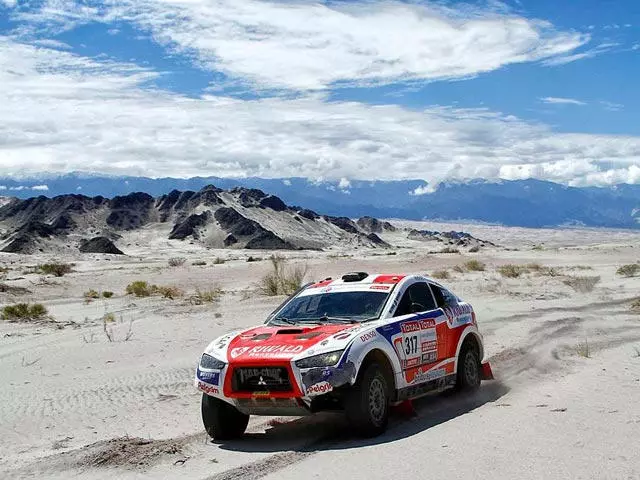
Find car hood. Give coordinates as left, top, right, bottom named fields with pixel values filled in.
left=221, top=323, right=357, bottom=364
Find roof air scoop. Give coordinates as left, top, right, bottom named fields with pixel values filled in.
left=342, top=272, right=368, bottom=282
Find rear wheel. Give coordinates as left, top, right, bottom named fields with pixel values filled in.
left=201, top=393, right=249, bottom=440
left=455, top=342, right=481, bottom=392
left=344, top=363, right=390, bottom=437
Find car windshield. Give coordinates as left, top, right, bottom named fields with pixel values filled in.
left=271, top=290, right=389, bottom=324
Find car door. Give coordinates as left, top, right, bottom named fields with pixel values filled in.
left=429, top=282, right=470, bottom=360
left=391, top=282, right=439, bottom=374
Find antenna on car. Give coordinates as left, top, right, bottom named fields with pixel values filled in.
left=342, top=272, right=368, bottom=282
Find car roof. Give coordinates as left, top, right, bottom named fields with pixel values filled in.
left=303, top=273, right=445, bottom=293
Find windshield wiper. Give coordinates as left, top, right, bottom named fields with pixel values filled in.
left=271, top=316, right=296, bottom=325
left=317, top=315, right=359, bottom=324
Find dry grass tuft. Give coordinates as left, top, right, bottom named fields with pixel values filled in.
left=464, top=260, right=486, bottom=272
left=2, top=303, right=48, bottom=321
left=575, top=338, right=591, bottom=358
left=498, top=264, right=525, bottom=278
left=439, top=247, right=460, bottom=254
left=562, top=275, right=601, bottom=293
left=126, top=281, right=153, bottom=297
left=38, top=262, right=74, bottom=277
left=630, top=298, right=640, bottom=313
left=192, top=260, right=207, bottom=266
left=431, top=270, right=450, bottom=280
left=213, top=257, right=226, bottom=265
left=190, top=286, right=223, bottom=305
left=258, top=254, right=308, bottom=296
left=617, top=263, right=640, bottom=278
left=167, top=257, right=186, bottom=267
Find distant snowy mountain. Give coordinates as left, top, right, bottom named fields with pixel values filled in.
left=0, top=174, right=638, bottom=229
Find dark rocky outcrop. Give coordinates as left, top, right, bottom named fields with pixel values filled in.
left=357, top=216, right=396, bottom=233
left=169, top=211, right=210, bottom=240
left=79, top=237, right=124, bottom=255
left=214, top=207, right=260, bottom=237
left=223, top=234, right=238, bottom=246
left=245, top=231, right=295, bottom=250
left=325, top=216, right=360, bottom=234
left=297, top=209, right=318, bottom=220
left=259, top=195, right=287, bottom=211
left=366, top=232, right=390, bottom=247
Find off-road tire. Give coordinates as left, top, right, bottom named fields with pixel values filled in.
left=455, top=342, right=481, bottom=392
left=201, top=393, right=250, bottom=440
left=344, top=363, right=390, bottom=437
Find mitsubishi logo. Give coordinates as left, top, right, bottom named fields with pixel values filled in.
left=257, top=376, right=267, bottom=386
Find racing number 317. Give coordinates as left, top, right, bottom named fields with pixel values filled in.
left=404, top=335, right=418, bottom=355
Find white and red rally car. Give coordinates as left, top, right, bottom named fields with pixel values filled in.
left=195, top=272, right=494, bottom=439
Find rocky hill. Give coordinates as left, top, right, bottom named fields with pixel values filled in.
left=0, top=186, right=393, bottom=254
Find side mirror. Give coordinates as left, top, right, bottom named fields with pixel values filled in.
left=410, top=302, right=425, bottom=313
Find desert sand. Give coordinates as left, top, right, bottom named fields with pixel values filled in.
left=1, top=221, right=639, bottom=480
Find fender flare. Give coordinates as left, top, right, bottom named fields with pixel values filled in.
left=453, top=326, right=484, bottom=373
left=346, top=337, right=402, bottom=391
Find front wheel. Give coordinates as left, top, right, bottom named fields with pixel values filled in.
left=344, top=363, right=390, bottom=437
left=455, top=342, right=481, bottom=392
left=201, top=393, right=249, bottom=440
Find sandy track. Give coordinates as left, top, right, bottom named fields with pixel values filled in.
left=1, top=223, right=639, bottom=479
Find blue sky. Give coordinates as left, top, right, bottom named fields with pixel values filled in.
left=0, top=0, right=639, bottom=188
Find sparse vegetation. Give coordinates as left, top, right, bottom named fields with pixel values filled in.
left=452, top=265, right=465, bottom=273
left=575, top=338, right=591, bottom=358
left=213, top=257, right=226, bottom=265
left=102, top=291, right=114, bottom=298
left=532, top=244, right=544, bottom=251
left=431, top=270, right=450, bottom=280
left=617, top=263, right=640, bottom=278
left=258, top=254, right=308, bottom=296
left=84, top=289, right=100, bottom=301
left=38, top=262, right=74, bottom=277
left=498, top=264, right=525, bottom=278
left=155, top=285, right=183, bottom=299
left=562, top=275, right=601, bottom=293
left=630, top=298, right=640, bottom=313
left=2, top=303, right=48, bottom=321
left=468, top=245, right=480, bottom=253
left=167, top=257, right=186, bottom=267
left=190, top=286, right=223, bottom=305
left=464, top=260, right=486, bottom=272
left=439, top=247, right=460, bottom=254
left=102, top=313, right=133, bottom=342
left=192, top=260, right=207, bottom=266
left=126, top=281, right=153, bottom=297
left=246, top=256, right=261, bottom=262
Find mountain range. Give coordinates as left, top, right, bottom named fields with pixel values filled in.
left=1, top=174, right=638, bottom=229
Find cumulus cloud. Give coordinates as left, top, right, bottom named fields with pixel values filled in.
left=540, top=96, right=586, bottom=105
left=0, top=36, right=638, bottom=188
left=12, top=0, right=590, bottom=91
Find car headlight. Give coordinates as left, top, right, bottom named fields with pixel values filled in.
left=200, top=353, right=226, bottom=370
left=295, top=350, right=344, bottom=369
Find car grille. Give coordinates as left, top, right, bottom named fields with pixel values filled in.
left=232, top=366, right=292, bottom=393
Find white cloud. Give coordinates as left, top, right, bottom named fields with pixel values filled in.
left=542, top=43, right=617, bottom=66
left=0, top=185, right=6, bottom=190
left=338, top=178, right=351, bottom=190
left=13, top=0, right=590, bottom=91
left=410, top=185, right=432, bottom=196
left=282, top=179, right=291, bottom=186
left=0, top=36, right=639, bottom=189
left=600, top=101, right=623, bottom=111
left=1, top=0, right=17, bottom=7
left=31, top=184, right=49, bottom=190
left=540, top=96, right=586, bottom=106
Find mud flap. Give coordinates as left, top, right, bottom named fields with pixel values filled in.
left=480, top=361, right=494, bottom=380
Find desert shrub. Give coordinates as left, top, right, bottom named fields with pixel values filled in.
left=617, top=264, right=640, bottom=278
left=630, top=298, right=640, bottom=313
left=465, top=260, right=486, bottom=272
left=575, top=338, right=591, bottom=358
left=102, top=291, right=114, bottom=298
left=246, top=256, right=261, bottom=262
left=498, top=264, right=525, bottom=278
left=155, top=285, right=183, bottom=299
left=192, top=260, right=207, bottom=266
left=2, top=303, right=48, bottom=321
left=431, top=270, right=450, bottom=280
left=190, top=286, right=223, bottom=305
left=126, top=281, right=153, bottom=297
left=439, top=247, right=460, bottom=254
left=468, top=245, right=480, bottom=253
left=167, top=257, right=186, bottom=267
left=452, top=265, right=465, bottom=273
left=532, top=244, right=544, bottom=251
left=103, top=312, right=116, bottom=323
left=258, top=254, right=308, bottom=296
left=562, top=275, right=601, bottom=293
left=38, top=262, right=73, bottom=277
left=84, top=289, right=100, bottom=300
left=213, top=257, right=226, bottom=265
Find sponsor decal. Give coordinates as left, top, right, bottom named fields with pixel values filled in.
left=421, top=351, right=437, bottom=363
left=231, top=345, right=304, bottom=358
left=415, top=368, right=446, bottom=382
left=400, top=319, right=436, bottom=333
left=230, top=347, right=250, bottom=358
left=320, top=340, right=329, bottom=346
left=237, top=367, right=284, bottom=383
left=360, top=331, right=377, bottom=342
left=198, top=381, right=219, bottom=395
left=306, top=381, right=333, bottom=395
left=443, top=304, right=474, bottom=323
left=251, top=391, right=270, bottom=397
left=197, top=370, right=220, bottom=385
left=333, top=332, right=352, bottom=340
left=370, top=284, right=390, bottom=290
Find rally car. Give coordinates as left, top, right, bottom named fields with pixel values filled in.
left=195, top=271, right=493, bottom=439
